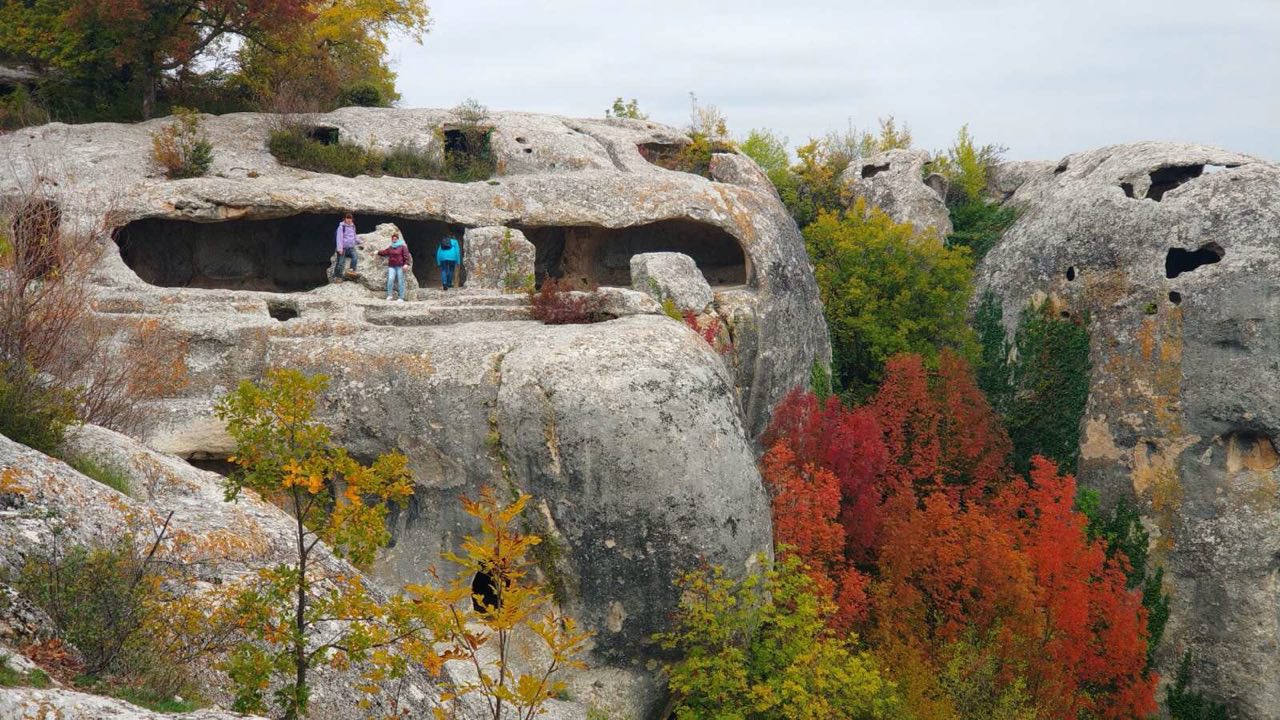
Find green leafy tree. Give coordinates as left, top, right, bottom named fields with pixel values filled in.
left=945, top=200, right=1018, bottom=263
left=740, top=129, right=789, bottom=176
left=605, top=97, right=647, bottom=120
left=805, top=201, right=976, bottom=399
left=409, top=487, right=589, bottom=720
left=215, top=369, right=440, bottom=719
left=657, top=553, right=900, bottom=719
left=933, top=125, right=1004, bottom=204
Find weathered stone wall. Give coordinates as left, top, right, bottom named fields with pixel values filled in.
left=977, top=142, right=1280, bottom=718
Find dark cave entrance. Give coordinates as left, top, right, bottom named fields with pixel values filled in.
left=861, top=163, right=890, bottom=179
left=1165, top=242, right=1223, bottom=279
left=514, top=219, right=750, bottom=290
left=1147, top=165, right=1203, bottom=201
left=114, top=213, right=467, bottom=291
left=471, top=569, right=501, bottom=613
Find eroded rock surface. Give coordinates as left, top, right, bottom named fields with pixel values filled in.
left=463, top=226, right=535, bottom=290
left=0, top=688, right=266, bottom=720
left=631, top=252, right=714, bottom=313
left=977, top=141, right=1280, bottom=718
left=842, top=148, right=952, bottom=239
left=0, top=107, right=821, bottom=717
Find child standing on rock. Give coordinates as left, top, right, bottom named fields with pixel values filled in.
left=378, top=230, right=412, bottom=302
left=332, top=212, right=361, bottom=282
left=436, top=235, right=460, bottom=290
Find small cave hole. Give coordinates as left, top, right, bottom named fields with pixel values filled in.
left=1059, top=310, right=1071, bottom=318
left=515, top=136, right=528, bottom=144
left=1168, top=291, right=1182, bottom=305
left=861, top=163, right=890, bottom=179
left=267, top=300, right=299, bottom=322
left=1120, top=182, right=1135, bottom=199
left=471, top=569, right=501, bottom=612
left=1054, top=160, right=1069, bottom=174
left=1147, top=164, right=1205, bottom=201
left=1165, top=242, right=1223, bottom=279
left=523, top=147, right=533, bottom=154
left=1224, top=430, right=1280, bottom=473
left=186, top=457, right=236, bottom=476
left=1065, top=266, right=1076, bottom=281
left=306, top=126, right=340, bottom=146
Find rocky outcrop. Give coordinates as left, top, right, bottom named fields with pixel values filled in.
left=631, top=252, right=714, bottom=313
left=0, top=107, right=824, bottom=717
left=841, top=148, right=952, bottom=239
left=976, top=141, right=1280, bottom=718
left=331, top=222, right=422, bottom=294
left=462, top=226, right=534, bottom=290
left=0, top=688, right=266, bottom=720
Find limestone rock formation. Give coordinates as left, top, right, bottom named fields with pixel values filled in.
left=0, top=688, right=267, bottom=720
left=631, top=252, right=714, bottom=313
left=330, top=222, right=422, bottom=294
left=0, top=107, right=827, bottom=717
left=841, top=148, right=952, bottom=239
left=976, top=141, right=1280, bottom=719
left=462, top=226, right=535, bottom=290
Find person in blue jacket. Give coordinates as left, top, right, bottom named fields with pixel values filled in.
left=436, top=235, right=461, bottom=290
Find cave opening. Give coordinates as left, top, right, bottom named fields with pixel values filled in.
left=114, top=213, right=467, bottom=291
left=1120, top=182, right=1135, bottom=199
left=1066, top=266, right=1076, bottom=281
left=267, top=299, right=299, bottom=321
left=307, top=126, right=340, bottom=146
left=1165, top=242, right=1223, bottom=279
left=1147, top=165, right=1204, bottom=201
left=514, top=219, right=750, bottom=290
left=1168, top=291, right=1182, bottom=305
left=861, top=163, right=890, bottom=179
left=471, top=569, right=501, bottom=612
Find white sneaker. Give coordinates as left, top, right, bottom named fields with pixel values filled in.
left=397, top=298, right=405, bottom=302
left=386, top=295, right=394, bottom=301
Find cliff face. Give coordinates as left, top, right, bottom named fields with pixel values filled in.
left=977, top=142, right=1280, bottom=718
left=0, top=108, right=832, bottom=717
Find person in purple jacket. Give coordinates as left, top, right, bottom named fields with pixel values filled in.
left=331, top=212, right=361, bottom=282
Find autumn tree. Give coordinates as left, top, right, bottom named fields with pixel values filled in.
left=408, top=487, right=589, bottom=720
left=804, top=203, right=976, bottom=399
left=657, top=554, right=899, bottom=720
left=605, top=97, right=647, bottom=120
left=215, top=369, right=442, bottom=719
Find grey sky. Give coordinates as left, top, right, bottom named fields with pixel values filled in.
left=389, top=0, right=1280, bottom=161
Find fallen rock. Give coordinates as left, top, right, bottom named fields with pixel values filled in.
left=330, top=222, right=422, bottom=295
left=630, top=252, right=713, bottom=313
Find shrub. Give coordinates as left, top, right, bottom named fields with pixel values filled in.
left=933, top=125, right=1005, bottom=204
left=0, top=655, right=51, bottom=688
left=267, top=125, right=381, bottom=177
left=530, top=279, right=603, bottom=324
left=0, top=361, right=79, bottom=454
left=150, top=107, right=213, bottom=179
left=0, top=86, right=49, bottom=132
left=804, top=200, right=976, bottom=400
left=11, top=528, right=202, bottom=702
left=381, top=139, right=442, bottom=179
left=0, top=174, right=183, bottom=436
left=656, top=554, right=899, bottom=719
left=65, top=455, right=131, bottom=496
left=605, top=97, right=647, bottom=120
left=945, top=199, right=1018, bottom=263
left=338, top=81, right=387, bottom=108
left=1167, top=652, right=1230, bottom=720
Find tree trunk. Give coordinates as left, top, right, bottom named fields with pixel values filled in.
left=141, top=60, right=158, bottom=119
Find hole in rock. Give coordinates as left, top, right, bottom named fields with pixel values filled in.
left=471, top=569, right=501, bottom=612
left=1165, top=242, right=1223, bottom=279
left=1065, top=266, right=1076, bottom=281
left=861, top=163, right=890, bottom=179
left=637, top=142, right=685, bottom=168
left=515, top=136, right=528, bottom=144
left=523, top=148, right=533, bottom=154
left=1224, top=431, right=1280, bottom=473
left=186, top=457, right=235, bottom=476
left=1168, top=291, right=1182, bottom=305
left=114, top=213, right=468, bottom=291
left=1120, top=182, right=1135, bottom=199
left=1060, top=310, right=1071, bottom=318
left=267, top=300, right=299, bottom=321
left=1147, top=165, right=1204, bottom=201
left=514, top=219, right=750, bottom=290
left=306, top=126, right=340, bottom=146
left=1054, top=160, right=1068, bottom=174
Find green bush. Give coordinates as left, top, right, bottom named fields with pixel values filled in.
left=66, top=456, right=132, bottom=496
left=381, top=140, right=441, bottom=179
left=946, top=199, right=1018, bottom=263
left=0, top=655, right=50, bottom=688
left=338, top=82, right=387, bottom=108
left=0, top=361, right=80, bottom=454
left=0, top=86, right=49, bottom=132
left=267, top=126, right=381, bottom=177
left=805, top=200, right=976, bottom=400
left=656, top=554, right=899, bottom=719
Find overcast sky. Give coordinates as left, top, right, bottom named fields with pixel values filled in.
left=389, top=0, right=1280, bottom=161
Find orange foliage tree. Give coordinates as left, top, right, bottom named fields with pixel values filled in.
left=760, top=351, right=1156, bottom=718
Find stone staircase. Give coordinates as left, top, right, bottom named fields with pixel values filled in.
left=363, top=291, right=533, bottom=326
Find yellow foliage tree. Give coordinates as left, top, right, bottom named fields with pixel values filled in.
left=408, top=487, right=590, bottom=720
